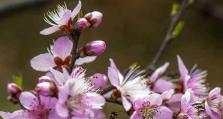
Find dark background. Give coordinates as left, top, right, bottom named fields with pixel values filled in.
left=0, top=0, right=222, bottom=118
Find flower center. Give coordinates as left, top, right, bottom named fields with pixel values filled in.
left=140, top=103, right=158, bottom=119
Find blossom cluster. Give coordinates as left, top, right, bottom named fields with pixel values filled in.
left=0, top=1, right=223, bottom=119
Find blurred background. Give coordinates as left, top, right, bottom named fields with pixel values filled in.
left=0, top=0, right=223, bottom=118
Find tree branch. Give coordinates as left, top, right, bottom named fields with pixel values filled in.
left=147, top=0, right=189, bottom=71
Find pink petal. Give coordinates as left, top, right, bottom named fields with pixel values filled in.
left=56, top=102, right=69, bottom=118
left=205, top=101, right=221, bottom=119
left=0, top=110, right=28, bottom=119
left=167, top=93, right=182, bottom=112
left=154, top=106, right=173, bottom=119
left=161, top=89, right=174, bottom=100
left=209, top=87, right=221, bottom=98
left=153, top=79, right=175, bottom=93
left=75, top=56, right=97, bottom=65
left=150, top=62, right=169, bottom=82
left=133, top=99, right=145, bottom=110
left=30, top=53, right=55, bottom=71
left=177, top=55, right=189, bottom=81
left=122, top=96, right=132, bottom=111
left=130, top=111, right=143, bottom=119
left=181, top=89, right=192, bottom=111
left=71, top=67, right=85, bottom=78
left=58, top=10, right=72, bottom=25
left=108, top=59, right=123, bottom=87
left=52, top=36, right=73, bottom=60
left=146, top=93, right=162, bottom=106
left=82, top=92, right=105, bottom=109
left=19, top=92, right=39, bottom=110
left=40, top=96, right=57, bottom=109
left=50, top=69, right=67, bottom=86
left=40, top=26, right=60, bottom=35
left=71, top=0, right=82, bottom=19
left=48, top=109, right=67, bottom=119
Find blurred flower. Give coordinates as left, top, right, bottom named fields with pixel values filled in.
left=31, top=36, right=73, bottom=72
left=0, top=92, right=59, bottom=119
left=40, top=1, right=82, bottom=35
left=130, top=93, right=173, bottom=119
left=108, top=59, right=150, bottom=111
left=84, top=11, right=103, bottom=28
left=205, top=87, right=223, bottom=119
left=177, top=56, right=208, bottom=96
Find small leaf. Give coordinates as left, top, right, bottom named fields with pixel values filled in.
left=12, top=73, right=23, bottom=88
left=129, top=62, right=138, bottom=69
left=171, top=3, right=180, bottom=16
left=172, top=21, right=185, bottom=38
left=78, top=10, right=84, bottom=18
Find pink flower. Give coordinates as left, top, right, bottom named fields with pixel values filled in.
left=0, top=92, right=59, bottom=119
left=177, top=55, right=208, bottom=96
left=40, top=1, right=82, bottom=35
left=130, top=93, right=173, bottom=119
left=148, top=63, right=175, bottom=93
left=49, top=67, right=105, bottom=118
left=108, top=59, right=150, bottom=111
left=177, top=89, right=207, bottom=119
left=31, top=36, right=73, bottom=72
left=205, top=87, right=223, bottom=119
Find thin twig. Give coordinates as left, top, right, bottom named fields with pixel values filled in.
left=69, top=29, right=81, bottom=73
left=147, top=0, right=188, bottom=71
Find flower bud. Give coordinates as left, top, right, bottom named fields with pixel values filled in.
left=35, top=81, right=57, bottom=96
left=80, top=40, right=106, bottom=56
left=84, top=11, right=103, bottom=28
left=89, top=73, right=108, bottom=89
left=75, top=18, right=91, bottom=30
left=7, top=83, right=22, bottom=103
left=38, top=76, right=51, bottom=83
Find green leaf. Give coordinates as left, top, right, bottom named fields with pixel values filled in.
left=78, top=10, right=84, bottom=18
left=171, top=3, right=180, bottom=16
left=12, top=73, right=23, bottom=88
left=172, top=21, right=185, bottom=38
left=129, top=62, right=138, bottom=69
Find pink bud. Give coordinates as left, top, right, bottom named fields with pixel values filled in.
left=85, top=11, right=103, bottom=28
left=35, top=81, right=57, bottom=96
left=75, top=18, right=91, bottom=30
left=7, top=83, right=22, bottom=103
left=89, top=73, right=108, bottom=89
left=38, top=76, right=51, bottom=83
left=80, top=40, right=106, bottom=56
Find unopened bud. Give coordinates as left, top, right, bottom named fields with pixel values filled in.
left=89, top=73, right=108, bottom=89
left=75, top=18, right=91, bottom=30
left=7, top=83, right=22, bottom=103
left=35, top=81, right=57, bottom=96
left=80, top=40, right=106, bottom=56
left=84, top=11, right=103, bottom=28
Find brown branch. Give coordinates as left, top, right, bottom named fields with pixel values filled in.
left=147, top=0, right=189, bottom=71
left=69, top=29, right=81, bottom=73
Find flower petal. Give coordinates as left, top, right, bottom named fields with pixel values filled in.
left=19, top=92, right=39, bottom=110
left=108, top=59, right=123, bottom=87
left=40, top=26, right=60, bottom=35
left=31, top=53, right=55, bottom=71
left=146, top=93, right=162, bottom=106
left=82, top=92, right=106, bottom=109
left=130, top=111, right=143, bottom=119
left=56, top=102, right=69, bottom=118
left=150, top=62, right=169, bottom=82
left=161, top=89, right=174, bottom=100
left=153, top=79, right=175, bottom=93
left=0, top=110, right=28, bottom=119
left=154, top=106, right=173, bottom=119
left=177, top=55, right=189, bottom=81
left=75, top=56, right=97, bottom=65
left=71, top=0, right=82, bottom=19
left=52, top=36, right=73, bottom=60
left=122, top=96, right=132, bottom=111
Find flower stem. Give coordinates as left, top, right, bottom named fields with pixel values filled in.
left=147, top=0, right=189, bottom=71
left=69, top=29, right=81, bottom=73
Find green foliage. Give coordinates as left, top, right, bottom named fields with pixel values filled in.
left=78, top=10, right=84, bottom=18
left=172, top=21, right=185, bottom=38
left=12, top=73, right=23, bottom=88
left=171, top=3, right=180, bottom=16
